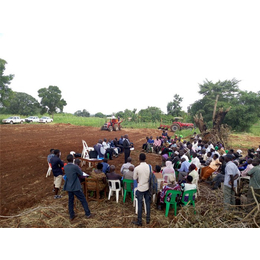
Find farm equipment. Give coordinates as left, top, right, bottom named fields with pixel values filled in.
left=158, top=117, right=194, bottom=132
left=101, top=117, right=123, bottom=131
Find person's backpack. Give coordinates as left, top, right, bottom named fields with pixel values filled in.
left=148, top=164, right=158, bottom=197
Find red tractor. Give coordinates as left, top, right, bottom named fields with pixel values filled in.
left=158, top=117, right=194, bottom=132
left=101, top=117, right=123, bottom=131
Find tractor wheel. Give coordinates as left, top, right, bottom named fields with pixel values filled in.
left=113, top=124, right=119, bottom=131
left=171, top=123, right=180, bottom=132
left=108, top=126, right=113, bottom=132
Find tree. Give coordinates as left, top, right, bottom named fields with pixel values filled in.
left=167, top=94, right=183, bottom=117
left=138, top=106, right=163, bottom=122
left=189, top=79, right=260, bottom=132
left=0, top=58, right=14, bottom=108
left=95, top=112, right=106, bottom=118
left=38, top=86, right=67, bottom=118
left=74, top=109, right=90, bottom=117
left=7, top=92, right=40, bottom=115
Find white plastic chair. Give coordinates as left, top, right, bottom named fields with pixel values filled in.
left=46, top=162, right=52, bottom=177
left=133, top=188, right=147, bottom=214
left=107, top=180, right=123, bottom=203
left=81, top=140, right=94, bottom=166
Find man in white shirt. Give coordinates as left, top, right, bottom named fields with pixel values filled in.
left=132, top=153, right=151, bottom=226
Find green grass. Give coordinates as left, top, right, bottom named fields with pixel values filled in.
left=1, top=113, right=259, bottom=138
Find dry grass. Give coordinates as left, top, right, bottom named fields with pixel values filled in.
left=1, top=183, right=259, bottom=228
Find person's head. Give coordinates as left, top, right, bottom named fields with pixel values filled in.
left=110, top=165, right=116, bottom=172
left=97, top=163, right=103, bottom=170
left=150, top=136, right=153, bottom=140
left=54, top=149, right=60, bottom=157
left=98, top=139, right=102, bottom=144
left=219, top=156, right=225, bottom=163
left=155, top=165, right=161, bottom=172
left=252, top=158, right=260, bottom=167
left=74, top=158, right=81, bottom=165
left=189, top=163, right=196, bottom=172
left=124, top=134, right=128, bottom=139
left=166, top=160, right=173, bottom=167
left=139, top=153, right=146, bottom=162
left=187, top=175, right=193, bottom=183
left=225, top=154, right=234, bottom=163
left=103, top=138, right=107, bottom=142
left=213, top=154, right=219, bottom=160
left=207, top=152, right=212, bottom=157
left=127, top=157, right=132, bottom=163
left=103, top=158, right=108, bottom=163
left=181, top=157, right=186, bottom=162
left=49, top=148, right=54, bottom=154
left=247, top=158, right=253, bottom=165
left=129, top=165, right=134, bottom=172
left=67, top=154, right=74, bottom=162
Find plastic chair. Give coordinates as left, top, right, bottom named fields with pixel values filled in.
left=46, top=162, right=52, bottom=177
left=81, top=140, right=94, bottom=166
left=107, top=180, right=123, bottom=203
left=164, top=190, right=182, bottom=217
left=181, top=189, right=197, bottom=214
left=133, top=188, right=147, bottom=214
left=122, top=179, right=134, bottom=202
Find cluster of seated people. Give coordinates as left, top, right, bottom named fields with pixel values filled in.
left=91, top=136, right=126, bottom=160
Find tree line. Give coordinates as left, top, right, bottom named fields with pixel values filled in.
left=1, top=58, right=260, bottom=132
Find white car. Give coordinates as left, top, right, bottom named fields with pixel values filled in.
left=39, top=116, right=53, bottom=123
left=2, top=116, right=25, bottom=124
left=25, top=116, right=39, bottom=123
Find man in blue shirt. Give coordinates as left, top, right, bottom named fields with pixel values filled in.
left=63, top=154, right=94, bottom=221
left=178, top=158, right=191, bottom=182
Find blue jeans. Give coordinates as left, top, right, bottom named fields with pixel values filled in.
left=68, top=190, right=91, bottom=219
left=136, top=189, right=151, bottom=224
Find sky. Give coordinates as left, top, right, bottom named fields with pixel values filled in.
left=0, top=0, right=259, bottom=116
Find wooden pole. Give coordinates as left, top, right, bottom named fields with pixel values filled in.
left=212, top=95, right=219, bottom=122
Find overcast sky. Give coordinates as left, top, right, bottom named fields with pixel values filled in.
left=0, top=0, right=259, bottom=115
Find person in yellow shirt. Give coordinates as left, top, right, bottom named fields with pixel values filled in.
left=200, top=154, right=221, bottom=181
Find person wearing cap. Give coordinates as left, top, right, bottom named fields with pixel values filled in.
left=223, top=154, right=240, bottom=210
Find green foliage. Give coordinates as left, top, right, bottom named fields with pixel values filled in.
left=188, top=79, right=260, bottom=132
left=167, top=94, right=183, bottom=117
left=38, top=86, right=67, bottom=118
left=94, top=112, right=106, bottom=118
left=0, top=58, right=14, bottom=108
left=138, top=106, right=163, bottom=122
left=74, top=109, right=90, bottom=117
left=6, top=92, right=40, bottom=115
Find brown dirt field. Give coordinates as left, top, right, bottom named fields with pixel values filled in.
left=0, top=124, right=259, bottom=228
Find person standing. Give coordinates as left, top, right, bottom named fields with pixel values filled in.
left=123, top=134, right=132, bottom=163
left=50, top=149, right=64, bottom=199
left=223, top=154, right=239, bottom=210
left=63, top=154, right=93, bottom=221
left=132, top=153, right=151, bottom=226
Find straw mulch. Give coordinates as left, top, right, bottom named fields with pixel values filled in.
left=0, top=183, right=259, bottom=228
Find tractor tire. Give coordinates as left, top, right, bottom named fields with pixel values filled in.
left=113, top=124, right=119, bottom=131
left=108, top=126, right=113, bottom=132
left=171, top=123, right=180, bottom=132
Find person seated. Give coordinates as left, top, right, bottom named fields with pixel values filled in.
left=188, top=164, right=199, bottom=185
left=113, top=137, right=123, bottom=154
left=101, top=158, right=110, bottom=176
left=240, top=158, right=254, bottom=177
left=153, top=165, right=163, bottom=190
left=191, top=152, right=201, bottom=171
left=106, top=165, right=122, bottom=181
left=146, top=136, right=154, bottom=152
left=142, top=137, right=149, bottom=151
left=183, top=175, right=197, bottom=191
left=87, top=163, right=107, bottom=195
left=153, top=136, right=162, bottom=154
left=208, top=156, right=226, bottom=190
left=94, top=139, right=105, bottom=158
left=178, top=158, right=191, bottom=182
left=156, top=175, right=181, bottom=210
left=162, top=160, right=175, bottom=176
left=108, top=139, right=119, bottom=157
left=200, top=154, right=221, bottom=181
left=120, top=157, right=135, bottom=175
left=123, top=165, right=134, bottom=180
left=102, top=138, right=114, bottom=160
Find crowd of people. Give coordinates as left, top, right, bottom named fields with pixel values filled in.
left=47, top=131, right=260, bottom=225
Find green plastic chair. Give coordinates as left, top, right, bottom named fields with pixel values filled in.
left=164, top=190, right=182, bottom=217
left=122, top=179, right=134, bottom=203
left=181, top=189, right=197, bottom=214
